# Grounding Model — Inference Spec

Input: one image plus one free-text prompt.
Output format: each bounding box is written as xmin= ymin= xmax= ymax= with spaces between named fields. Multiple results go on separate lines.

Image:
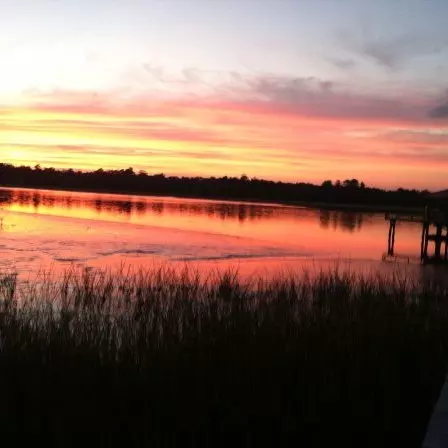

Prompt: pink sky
xmin=1 ymin=1 xmax=448 ymax=190
xmin=1 ymin=78 xmax=448 ymax=190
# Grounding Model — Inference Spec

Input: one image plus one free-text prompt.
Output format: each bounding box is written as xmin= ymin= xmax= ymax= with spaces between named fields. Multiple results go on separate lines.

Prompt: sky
xmin=1 ymin=0 xmax=448 ymax=190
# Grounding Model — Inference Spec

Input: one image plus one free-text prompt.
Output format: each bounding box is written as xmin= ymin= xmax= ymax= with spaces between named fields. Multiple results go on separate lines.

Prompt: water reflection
xmin=319 ymin=210 xmax=364 ymax=233
xmin=0 ymin=188 xmax=370 ymax=232
xmin=0 ymin=189 xmax=281 ymax=222
xmin=0 ymin=187 xmax=430 ymax=274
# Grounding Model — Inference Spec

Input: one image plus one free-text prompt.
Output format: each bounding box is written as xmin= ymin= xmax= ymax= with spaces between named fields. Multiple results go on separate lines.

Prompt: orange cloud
xmin=1 ymin=83 xmax=448 ymax=190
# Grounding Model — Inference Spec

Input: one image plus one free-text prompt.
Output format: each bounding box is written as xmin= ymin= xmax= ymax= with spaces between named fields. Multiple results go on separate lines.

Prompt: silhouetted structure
xmin=385 ymin=206 xmax=448 ymax=264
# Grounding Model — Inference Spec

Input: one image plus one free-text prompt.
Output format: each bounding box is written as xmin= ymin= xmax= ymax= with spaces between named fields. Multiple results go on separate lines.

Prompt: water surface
xmin=0 ymin=187 xmax=432 ymax=278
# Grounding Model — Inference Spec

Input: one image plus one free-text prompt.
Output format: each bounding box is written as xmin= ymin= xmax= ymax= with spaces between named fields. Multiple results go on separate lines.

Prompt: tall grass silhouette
xmin=0 ymin=265 xmax=447 ymax=446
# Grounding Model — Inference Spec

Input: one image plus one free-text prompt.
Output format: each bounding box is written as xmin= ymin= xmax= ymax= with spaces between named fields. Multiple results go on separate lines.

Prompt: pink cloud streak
xmin=1 ymin=75 xmax=447 ymax=189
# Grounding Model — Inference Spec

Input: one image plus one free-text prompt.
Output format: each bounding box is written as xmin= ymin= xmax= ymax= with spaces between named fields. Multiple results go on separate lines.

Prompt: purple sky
xmin=1 ymin=0 xmax=448 ymax=189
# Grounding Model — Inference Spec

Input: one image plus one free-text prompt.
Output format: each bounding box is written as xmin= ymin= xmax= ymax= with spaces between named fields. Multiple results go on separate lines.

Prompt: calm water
xmin=0 ymin=187 xmax=434 ymax=278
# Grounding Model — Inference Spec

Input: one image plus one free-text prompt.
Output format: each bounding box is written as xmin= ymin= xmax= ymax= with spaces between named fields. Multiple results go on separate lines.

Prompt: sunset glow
xmin=1 ymin=0 xmax=448 ymax=190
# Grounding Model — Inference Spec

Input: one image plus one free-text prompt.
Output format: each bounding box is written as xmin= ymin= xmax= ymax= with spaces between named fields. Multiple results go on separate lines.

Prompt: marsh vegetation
xmin=0 ymin=266 xmax=446 ymax=446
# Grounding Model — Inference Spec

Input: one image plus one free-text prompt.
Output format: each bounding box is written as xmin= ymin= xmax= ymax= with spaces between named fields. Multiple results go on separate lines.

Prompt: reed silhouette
xmin=0 ymin=266 xmax=447 ymax=447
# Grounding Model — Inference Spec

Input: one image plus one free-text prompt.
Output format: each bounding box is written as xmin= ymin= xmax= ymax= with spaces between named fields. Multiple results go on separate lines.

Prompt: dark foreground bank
xmin=1 ymin=266 xmax=447 ymax=447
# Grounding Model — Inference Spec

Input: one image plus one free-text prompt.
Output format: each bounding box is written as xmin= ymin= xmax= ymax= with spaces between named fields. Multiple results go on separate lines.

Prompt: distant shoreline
xmin=2 ymin=163 xmax=440 ymax=214
xmin=0 ymin=182 xmax=424 ymax=214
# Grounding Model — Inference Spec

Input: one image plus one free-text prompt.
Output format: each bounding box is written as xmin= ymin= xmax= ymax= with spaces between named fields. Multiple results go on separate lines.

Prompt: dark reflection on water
xmin=0 ymin=188 xmax=368 ymax=232
xmin=0 ymin=187 xmax=434 ymax=276
xmin=319 ymin=210 xmax=365 ymax=233
xmin=1 ymin=189 xmax=280 ymax=222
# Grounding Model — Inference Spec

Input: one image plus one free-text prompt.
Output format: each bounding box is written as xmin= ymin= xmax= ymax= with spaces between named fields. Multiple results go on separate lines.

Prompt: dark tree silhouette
xmin=343 ymin=179 xmax=359 ymax=188
xmin=0 ymin=163 xmax=438 ymax=209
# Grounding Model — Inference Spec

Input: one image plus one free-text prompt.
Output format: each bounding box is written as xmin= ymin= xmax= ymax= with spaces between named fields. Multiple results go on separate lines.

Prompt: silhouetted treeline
xmin=0 ymin=163 xmax=441 ymax=209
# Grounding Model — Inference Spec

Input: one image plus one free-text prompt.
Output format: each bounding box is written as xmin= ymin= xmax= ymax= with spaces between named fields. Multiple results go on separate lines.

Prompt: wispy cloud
xmin=338 ymin=31 xmax=448 ymax=70
xmin=235 ymin=73 xmax=431 ymax=121
xmin=327 ymin=57 xmax=357 ymax=70
xmin=18 ymin=64 xmax=447 ymax=125
xmin=1 ymin=70 xmax=448 ymax=188
xmin=429 ymin=102 xmax=448 ymax=118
